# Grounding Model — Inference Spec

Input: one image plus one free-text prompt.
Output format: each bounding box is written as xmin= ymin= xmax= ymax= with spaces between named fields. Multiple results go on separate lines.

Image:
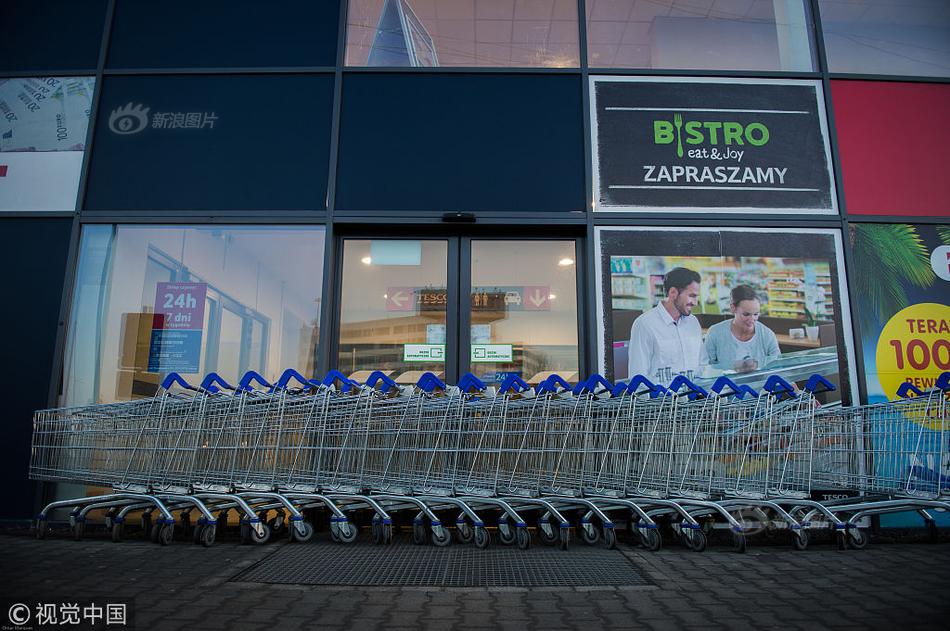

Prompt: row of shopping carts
xmin=30 ymin=367 xmax=949 ymax=552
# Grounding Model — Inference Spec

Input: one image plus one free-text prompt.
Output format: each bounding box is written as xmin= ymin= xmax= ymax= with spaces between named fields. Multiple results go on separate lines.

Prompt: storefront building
xmin=1 ymin=0 xmax=948 ymax=520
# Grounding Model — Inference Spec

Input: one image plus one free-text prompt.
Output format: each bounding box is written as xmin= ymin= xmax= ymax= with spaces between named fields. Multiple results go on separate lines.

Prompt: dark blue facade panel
xmin=107 ymin=0 xmax=341 ymax=69
xmin=84 ymin=74 xmax=334 ymax=211
xmin=0 ymin=218 xmax=72 ymax=519
xmin=336 ymin=74 xmax=586 ymax=212
xmin=0 ymin=0 xmax=107 ymax=72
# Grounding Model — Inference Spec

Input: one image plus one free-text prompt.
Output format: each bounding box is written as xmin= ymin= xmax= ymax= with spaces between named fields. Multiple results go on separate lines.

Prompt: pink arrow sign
xmin=386 ymin=287 xmax=414 ymax=311
xmin=522 ymin=286 xmax=550 ymax=311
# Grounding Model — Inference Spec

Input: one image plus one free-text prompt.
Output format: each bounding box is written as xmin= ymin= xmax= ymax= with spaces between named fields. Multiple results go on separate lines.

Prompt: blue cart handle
xmin=896 ymin=382 xmax=925 ymax=399
xmin=738 ymin=384 xmax=760 ymax=399
xmin=763 ymin=374 xmax=796 ymax=400
xmin=711 ymin=376 xmax=741 ymax=397
xmin=937 ymin=372 xmax=950 ymax=391
xmin=160 ymin=372 xmax=195 ymax=391
xmin=668 ymin=374 xmax=707 ymax=398
xmin=457 ymin=373 xmax=487 ymax=393
xmin=238 ymin=370 xmax=273 ymax=392
xmin=626 ymin=374 xmax=658 ymax=396
xmin=199 ymin=372 xmax=234 ymax=393
xmin=650 ymin=384 xmax=672 ymax=399
xmin=274 ymin=368 xmax=312 ymax=391
xmin=365 ymin=370 xmax=398 ymax=393
xmin=537 ymin=374 xmax=572 ymax=395
xmin=417 ymin=372 xmax=446 ymax=393
xmin=322 ymin=370 xmax=357 ymax=392
xmin=804 ymin=374 xmax=836 ymax=394
xmin=499 ymin=374 xmax=530 ymax=394
xmin=572 ymin=374 xmax=613 ymax=395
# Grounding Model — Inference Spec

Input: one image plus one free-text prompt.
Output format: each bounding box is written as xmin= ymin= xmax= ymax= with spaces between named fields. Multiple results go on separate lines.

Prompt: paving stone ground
xmin=2 ymin=530 xmax=948 ymax=630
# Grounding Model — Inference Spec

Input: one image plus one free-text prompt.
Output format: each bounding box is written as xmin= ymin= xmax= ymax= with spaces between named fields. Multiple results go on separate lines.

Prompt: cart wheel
xmin=112 ymin=522 xmax=124 ymax=543
xmin=432 ymin=527 xmax=452 ymax=547
xmin=732 ymin=532 xmax=747 ymax=554
xmin=104 ymin=510 xmax=116 ymax=530
xmin=250 ymin=523 xmax=271 ymax=545
xmin=35 ymin=520 xmax=46 ymax=540
xmin=640 ymin=528 xmax=662 ymax=552
xmin=268 ymin=516 xmax=284 ymax=534
xmin=456 ymin=521 xmax=474 ymax=544
xmin=792 ymin=530 xmax=809 ymax=551
xmin=158 ymin=523 xmax=174 ymax=546
xmin=683 ymin=529 xmax=706 ymax=552
xmin=836 ymin=530 xmax=848 ymax=550
xmin=337 ymin=521 xmax=359 ymax=544
xmin=537 ymin=518 xmax=558 ymax=546
xmin=580 ymin=522 xmax=601 ymax=545
xmin=559 ymin=526 xmax=570 ymax=551
xmin=199 ymin=525 xmax=216 ymax=548
xmin=847 ymin=528 xmax=869 ymax=550
xmin=516 ymin=526 xmax=531 ymax=550
xmin=292 ymin=521 xmax=314 ymax=543
xmin=192 ymin=522 xmax=204 ymax=544
xmin=239 ymin=523 xmax=251 ymax=545
xmin=381 ymin=523 xmax=393 ymax=545
xmin=411 ymin=521 xmax=429 ymax=546
xmin=180 ymin=511 xmax=192 ymax=537
xmin=141 ymin=513 xmax=153 ymax=539
xmin=604 ymin=527 xmax=617 ymax=550
xmin=371 ymin=521 xmax=384 ymax=545
xmin=497 ymin=519 xmax=516 ymax=545
xmin=73 ymin=521 xmax=84 ymax=542
xmin=474 ymin=526 xmax=490 ymax=549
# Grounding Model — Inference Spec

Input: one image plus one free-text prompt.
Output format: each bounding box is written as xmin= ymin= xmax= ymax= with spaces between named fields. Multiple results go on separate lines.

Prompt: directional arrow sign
xmin=386 ymin=287 xmax=414 ymax=311
xmin=522 ymin=286 xmax=550 ymax=311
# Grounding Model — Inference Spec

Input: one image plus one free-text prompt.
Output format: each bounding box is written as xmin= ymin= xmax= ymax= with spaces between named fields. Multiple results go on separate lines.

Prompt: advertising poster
xmin=850 ymin=223 xmax=950 ymax=526
xmin=595 ymin=227 xmax=857 ymax=404
xmin=0 ymin=77 xmax=95 ymax=211
xmin=591 ymin=77 xmax=837 ymax=214
xmin=147 ymin=282 xmax=207 ymax=373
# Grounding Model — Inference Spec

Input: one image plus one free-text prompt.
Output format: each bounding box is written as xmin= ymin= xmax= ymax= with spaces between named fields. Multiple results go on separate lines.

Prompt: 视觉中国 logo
xmin=109 ymin=102 xmax=150 ymax=135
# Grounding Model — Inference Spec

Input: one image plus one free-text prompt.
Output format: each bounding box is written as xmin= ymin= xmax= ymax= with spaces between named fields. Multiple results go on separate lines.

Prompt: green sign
xmin=404 ymin=344 xmax=445 ymax=362
xmin=471 ymin=344 xmax=513 ymax=363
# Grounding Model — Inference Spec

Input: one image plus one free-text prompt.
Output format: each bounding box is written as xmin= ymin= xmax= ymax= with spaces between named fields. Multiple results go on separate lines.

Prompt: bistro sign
xmin=591 ymin=77 xmax=837 ymax=214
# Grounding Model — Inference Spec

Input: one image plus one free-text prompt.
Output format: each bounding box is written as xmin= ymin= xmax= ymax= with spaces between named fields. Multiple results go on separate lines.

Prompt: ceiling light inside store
xmin=558 ymin=258 xmax=574 ymax=266
xmin=361 ymin=256 xmax=372 ymax=265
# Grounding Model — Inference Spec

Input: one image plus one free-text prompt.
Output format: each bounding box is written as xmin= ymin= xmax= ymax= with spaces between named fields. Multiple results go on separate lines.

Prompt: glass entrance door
xmin=335 ymin=237 xmax=580 ymax=385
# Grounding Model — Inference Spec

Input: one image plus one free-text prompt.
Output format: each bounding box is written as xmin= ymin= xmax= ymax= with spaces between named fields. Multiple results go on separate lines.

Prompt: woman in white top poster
xmin=701 ymin=285 xmax=780 ymax=373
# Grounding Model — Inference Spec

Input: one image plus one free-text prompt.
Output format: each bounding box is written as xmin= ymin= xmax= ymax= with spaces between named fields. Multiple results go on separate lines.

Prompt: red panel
xmin=832 ymin=81 xmax=950 ymax=217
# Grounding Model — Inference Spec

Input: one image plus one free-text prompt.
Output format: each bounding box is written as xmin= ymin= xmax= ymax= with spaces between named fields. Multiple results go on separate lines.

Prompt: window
xmin=0 ymin=0 xmax=107 ymax=72
xmin=586 ymin=0 xmax=816 ymax=71
xmin=346 ymin=0 xmax=580 ymax=67
xmin=61 ymin=225 xmax=326 ymax=405
xmin=818 ymin=0 xmax=950 ymax=77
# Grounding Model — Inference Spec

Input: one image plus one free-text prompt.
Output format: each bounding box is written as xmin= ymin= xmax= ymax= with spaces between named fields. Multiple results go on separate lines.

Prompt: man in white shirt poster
xmin=627 ymin=267 xmax=703 ymax=383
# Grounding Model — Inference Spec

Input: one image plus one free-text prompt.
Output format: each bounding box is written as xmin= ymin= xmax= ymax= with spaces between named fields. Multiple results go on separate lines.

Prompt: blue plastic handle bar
xmin=199 ymin=372 xmax=233 ymax=393
xmin=625 ymin=374 xmax=658 ymax=396
xmin=896 ymin=382 xmax=925 ymax=399
xmin=238 ymin=370 xmax=273 ymax=392
xmin=804 ymin=374 xmax=836 ymax=394
xmin=457 ymin=373 xmax=487 ymax=393
xmin=649 ymin=384 xmax=671 ymax=399
xmin=763 ymin=374 xmax=796 ymax=399
xmin=711 ymin=376 xmax=741 ymax=397
xmin=572 ymin=373 xmax=613 ymax=395
xmin=416 ymin=372 xmax=446 ymax=393
xmin=610 ymin=381 xmax=629 ymax=397
xmin=322 ymin=370 xmax=357 ymax=392
xmin=160 ymin=372 xmax=195 ymax=391
xmin=938 ymin=372 xmax=950 ymax=391
xmin=738 ymin=384 xmax=760 ymax=399
xmin=365 ymin=370 xmax=398 ymax=393
xmin=668 ymin=375 xmax=707 ymax=398
xmin=536 ymin=374 xmax=572 ymax=395
xmin=275 ymin=368 xmax=312 ymax=391
xmin=499 ymin=374 xmax=530 ymax=394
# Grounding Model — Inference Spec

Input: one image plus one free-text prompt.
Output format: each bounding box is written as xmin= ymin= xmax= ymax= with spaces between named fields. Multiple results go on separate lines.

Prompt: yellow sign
xmin=875 ymin=303 xmax=950 ymax=416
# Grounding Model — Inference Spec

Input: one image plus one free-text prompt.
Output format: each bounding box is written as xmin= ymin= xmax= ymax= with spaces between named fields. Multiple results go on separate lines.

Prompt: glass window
xmin=470 ymin=240 xmax=579 ymax=384
xmin=336 ymin=74 xmax=585 ymax=212
xmin=84 ymin=75 xmax=334 ymax=211
xmin=0 ymin=77 xmax=95 ymax=211
xmin=337 ymin=239 xmax=449 ymax=382
xmin=107 ymin=0 xmax=340 ymax=69
xmin=346 ymin=0 xmax=580 ymax=67
xmin=586 ymin=0 xmax=815 ymax=71
xmin=818 ymin=0 xmax=950 ymax=77
xmin=0 ymin=0 xmax=107 ymax=72
xmin=61 ymin=225 xmax=326 ymax=405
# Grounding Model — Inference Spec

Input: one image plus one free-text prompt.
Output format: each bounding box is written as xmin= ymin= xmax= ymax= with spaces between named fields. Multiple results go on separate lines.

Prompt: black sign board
xmin=591 ymin=78 xmax=837 ymax=214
